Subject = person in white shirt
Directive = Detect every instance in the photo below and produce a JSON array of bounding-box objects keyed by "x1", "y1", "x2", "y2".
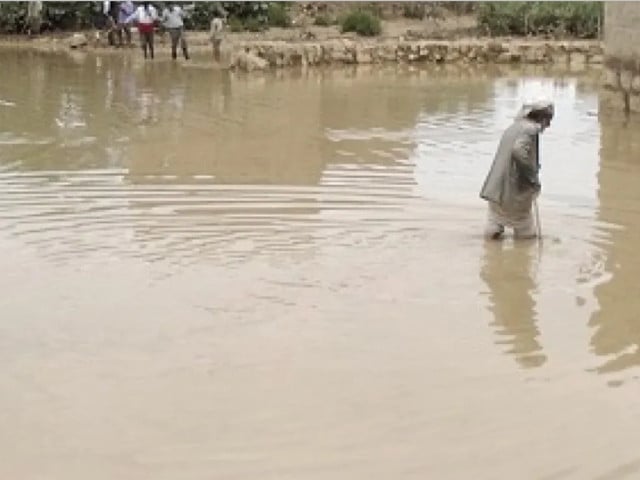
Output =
[
  {"x1": 26, "y1": 1, "x2": 43, "y2": 35},
  {"x1": 126, "y1": 2, "x2": 159, "y2": 59},
  {"x1": 117, "y1": 0, "x2": 135, "y2": 47},
  {"x1": 209, "y1": 10, "x2": 225, "y2": 62},
  {"x1": 161, "y1": 3, "x2": 190, "y2": 60}
]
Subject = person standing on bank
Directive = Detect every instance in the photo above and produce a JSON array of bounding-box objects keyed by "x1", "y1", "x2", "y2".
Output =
[
  {"x1": 117, "y1": 0, "x2": 135, "y2": 47},
  {"x1": 480, "y1": 100, "x2": 554, "y2": 240},
  {"x1": 209, "y1": 10, "x2": 225, "y2": 63},
  {"x1": 103, "y1": 1, "x2": 118, "y2": 47},
  {"x1": 161, "y1": 2, "x2": 190, "y2": 60},
  {"x1": 126, "y1": 2, "x2": 158, "y2": 60}
]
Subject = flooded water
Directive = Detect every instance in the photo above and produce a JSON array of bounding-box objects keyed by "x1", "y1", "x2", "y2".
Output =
[{"x1": 1, "y1": 49, "x2": 640, "y2": 479}]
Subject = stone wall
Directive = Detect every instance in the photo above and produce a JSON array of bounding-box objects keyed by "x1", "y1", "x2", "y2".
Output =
[
  {"x1": 601, "y1": 3, "x2": 640, "y2": 114},
  {"x1": 1, "y1": 32, "x2": 603, "y2": 74},
  {"x1": 227, "y1": 38, "x2": 602, "y2": 72}
]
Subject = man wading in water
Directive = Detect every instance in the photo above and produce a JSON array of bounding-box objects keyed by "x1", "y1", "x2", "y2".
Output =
[
  {"x1": 480, "y1": 100, "x2": 554, "y2": 240},
  {"x1": 126, "y1": 2, "x2": 158, "y2": 59}
]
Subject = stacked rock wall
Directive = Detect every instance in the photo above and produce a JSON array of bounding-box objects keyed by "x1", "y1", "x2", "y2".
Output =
[
  {"x1": 227, "y1": 39, "x2": 602, "y2": 71},
  {"x1": 601, "y1": 3, "x2": 640, "y2": 114}
]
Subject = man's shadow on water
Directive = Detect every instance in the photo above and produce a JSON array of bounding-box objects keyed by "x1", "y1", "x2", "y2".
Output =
[{"x1": 479, "y1": 240, "x2": 547, "y2": 369}]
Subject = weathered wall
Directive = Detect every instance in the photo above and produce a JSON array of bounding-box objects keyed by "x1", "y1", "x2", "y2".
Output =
[
  {"x1": 601, "y1": 2, "x2": 640, "y2": 114},
  {"x1": 227, "y1": 39, "x2": 602, "y2": 71}
]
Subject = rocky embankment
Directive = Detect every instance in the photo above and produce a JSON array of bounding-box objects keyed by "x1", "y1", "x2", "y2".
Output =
[
  {"x1": 228, "y1": 38, "x2": 603, "y2": 71},
  {"x1": 0, "y1": 30, "x2": 603, "y2": 73}
]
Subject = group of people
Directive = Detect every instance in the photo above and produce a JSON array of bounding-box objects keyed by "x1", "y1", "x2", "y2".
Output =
[
  {"x1": 103, "y1": 2, "x2": 551, "y2": 241},
  {"x1": 102, "y1": 1, "x2": 226, "y2": 62},
  {"x1": 102, "y1": 1, "x2": 135, "y2": 48}
]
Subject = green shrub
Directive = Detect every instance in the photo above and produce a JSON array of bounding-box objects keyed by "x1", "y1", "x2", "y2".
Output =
[
  {"x1": 227, "y1": 16, "x2": 244, "y2": 32},
  {"x1": 0, "y1": 1, "x2": 279, "y2": 33},
  {"x1": 187, "y1": 3, "x2": 221, "y2": 30},
  {"x1": 0, "y1": 2, "x2": 27, "y2": 33},
  {"x1": 403, "y1": 4, "x2": 426, "y2": 20},
  {"x1": 226, "y1": 15, "x2": 266, "y2": 33},
  {"x1": 339, "y1": 9, "x2": 381, "y2": 37},
  {"x1": 477, "y1": 1, "x2": 603, "y2": 38},
  {"x1": 227, "y1": 8, "x2": 266, "y2": 33},
  {"x1": 444, "y1": 2, "x2": 476, "y2": 15},
  {"x1": 267, "y1": 2, "x2": 291, "y2": 28},
  {"x1": 0, "y1": 1, "x2": 98, "y2": 33},
  {"x1": 191, "y1": 2, "x2": 269, "y2": 30},
  {"x1": 313, "y1": 14, "x2": 334, "y2": 26},
  {"x1": 243, "y1": 16, "x2": 265, "y2": 32}
]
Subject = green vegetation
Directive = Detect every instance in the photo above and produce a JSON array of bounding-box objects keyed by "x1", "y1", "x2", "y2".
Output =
[
  {"x1": 267, "y1": 3, "x2": 291, "y2": 28},
  {"x1": 0, "y1": 2, "x2": 27, "y2": 33},
  {"x1": 0, "y1": 1, "x2": 280, "y2": 34},
  {"x1": 443, "y1": 2, "x2": 476, "y2": 15},
  {"x1": 477, "y1": 2, "x2": 603, "y2": 38},
  {"x1": 402, "y1": 4, "x2": 426, "y2": 20},
  {"x1": 242, "y1": 16, "x2": 265, "y2": 32},
  {"x1": 313, "y1": 13, "x2": 334, "y2": 27},
  {"x1": 339, "y1": 9, "x2": 381, "y2": 37},
  {"x1": 195, "y1": 2, "x2": 270, "y2": 32},
  {"x1": 226, "y1": 16, "x2": 243, "y2": 33},
  {"x1": 0, "y1": 1, "x2": 97, "y2": 33},
  {"x1": 0, "y1": 1, "x2": 604, "y2": 39},
  {"x1": 183, "y1": 2, "x2": 222, "y2": 30}
]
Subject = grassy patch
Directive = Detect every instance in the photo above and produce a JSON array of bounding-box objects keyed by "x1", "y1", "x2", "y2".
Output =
[
  {"x1": 477, "y1": 1, "x2": 603, "y2": 38},
  {"x1": 313, "y1": 14, "x2": 334, "y2": 27},
  {"x1": 267, "y1": 3, "x2": 291, "y2": 28},
  {"x1": 339, "y1": 9, "x2": 381, "y2": 37},
  {"x1": 402, "y1": 4, "x2": 426, "y2": 20}
]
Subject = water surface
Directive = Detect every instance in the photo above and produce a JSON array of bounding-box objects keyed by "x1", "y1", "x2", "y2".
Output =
[{"x1": 1, "y1": 49, "x2": 640, "y2": 480}]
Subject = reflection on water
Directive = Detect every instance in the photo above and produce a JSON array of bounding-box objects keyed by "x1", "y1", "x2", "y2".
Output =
[
  {"x1": 590, "y1": 116, "x2": 640, "y2": 374},
  {"x1": 480, "y1": 241, "x2": 546, "y2": 369},
  {"x1": 1, "y1": 48, "x2": 640, "y2": 479}
]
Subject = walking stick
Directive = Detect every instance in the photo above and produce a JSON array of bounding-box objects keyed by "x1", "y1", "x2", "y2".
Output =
[
  {"x1": 534, "y1": 198, "x2": 542, "y2": 240},
  {"x1": 534, "y1": 132, "x2": 543, "y2": 241}
]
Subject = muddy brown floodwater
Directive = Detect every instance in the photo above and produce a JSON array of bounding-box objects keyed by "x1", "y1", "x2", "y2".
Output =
[{"x1": 1, "y1": 49, "x2": 640, "y2": 480}]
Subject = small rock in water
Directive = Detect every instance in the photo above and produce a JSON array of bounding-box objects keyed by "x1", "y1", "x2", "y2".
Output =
[
  {"x1": 67, "y1": 33, "x2": 88, "y2": 49},
  {"x1": 232, "y1": 51, "x2": 268, "y2": 72}
]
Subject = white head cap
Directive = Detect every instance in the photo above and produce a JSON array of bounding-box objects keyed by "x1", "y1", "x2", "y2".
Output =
[{"x1": 516, "y1": 99, "x2": 555, "y2": 120}]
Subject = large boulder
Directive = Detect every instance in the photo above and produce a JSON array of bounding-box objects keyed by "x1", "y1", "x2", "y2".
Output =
[{"x1": 232, "y1": 50, "x2": 269, "y2": 72}]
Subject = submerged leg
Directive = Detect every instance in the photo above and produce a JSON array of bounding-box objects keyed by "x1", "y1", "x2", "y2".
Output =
[
  {"x1": 514, "y1": 213, "x2": 537, "y2": 240},
  {"x1": 484, "y1": 204, "x2": 505, "y2": 240},
  {"x1": 485, "y1": 223, "x2": 505, "y2": 240},
  {"x1": 140, "y1": 32, "x2": 148, "y2": 58},
  {"x1": 148, "y1": 31, "x2": 154, "y2": 59},
  {"x1": 169, "y1": 28, "x2": 179, "y2": 59},
  {"x1": 181, "y1": 31, "x2": 189, "y2": 60}
]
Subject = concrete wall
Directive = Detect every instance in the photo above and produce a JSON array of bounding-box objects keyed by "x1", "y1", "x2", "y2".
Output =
[{"x1": 602, "y1": 2, "x2": 640, "y2": 114}]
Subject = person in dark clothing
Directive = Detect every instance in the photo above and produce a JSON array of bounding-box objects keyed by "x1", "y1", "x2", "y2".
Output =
[
  {"x1": 104, "y1": 1, "x2": 119, "y2": 47},
  {"x1": 117, "y1": 0, "x2": 135, "y2": 47}
]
